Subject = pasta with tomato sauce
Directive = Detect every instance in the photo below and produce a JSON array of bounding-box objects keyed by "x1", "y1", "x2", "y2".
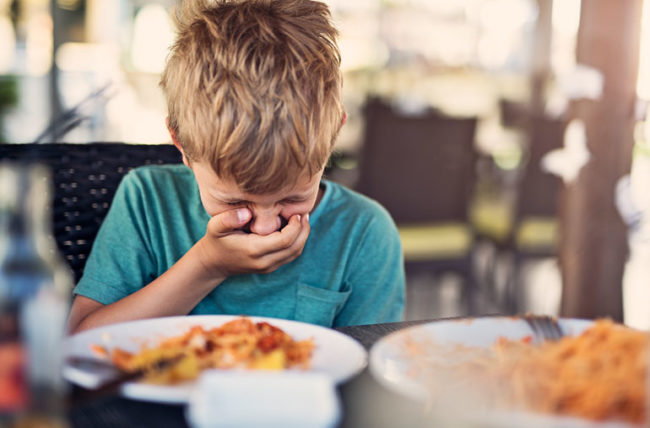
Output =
[{"x1": 93, "y1": 317, "x2": 315, "y2": 384}]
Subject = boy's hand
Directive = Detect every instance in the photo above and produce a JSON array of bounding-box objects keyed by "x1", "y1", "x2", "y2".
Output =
[{"x1": 194, "y1": 208, "x2": 310, "y2": 279}]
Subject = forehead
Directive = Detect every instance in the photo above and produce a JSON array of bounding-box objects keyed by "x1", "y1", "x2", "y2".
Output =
[{"x1": 192, "y1": 161, "x2": 320, "y2": 200}]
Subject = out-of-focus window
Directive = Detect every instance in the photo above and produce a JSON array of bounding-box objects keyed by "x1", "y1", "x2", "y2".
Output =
[
  {"x1": 1, "y1": 0, "x2": 636, "y2": 149},
  {"x1": 1, "y1": 0, "x2": 176, "y2": 144},
  {"x1": 329, "y1": 0, "x2": 541, "y2": 153}
]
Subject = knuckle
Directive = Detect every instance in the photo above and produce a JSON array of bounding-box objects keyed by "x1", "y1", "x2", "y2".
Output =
[
  {"x1": 289, "y1": 245, "x2": 302, "y2": 258},
  {"x1": 243, "y1": 242, "x2": 259, "y2": 258},
  {"x1": 206, "y1": 221, "x2": 219, "y2": 236},
  {"x1": 252, "y1": 258, "x2": 270, "y2": 272},
  {"x1": 275, "y1": 234, "x2": 289, "y2": 248}
]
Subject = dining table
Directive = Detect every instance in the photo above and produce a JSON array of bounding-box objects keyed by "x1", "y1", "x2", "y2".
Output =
[{"x1": 66, "y1": 319, "x2": 441, "y2": 428}]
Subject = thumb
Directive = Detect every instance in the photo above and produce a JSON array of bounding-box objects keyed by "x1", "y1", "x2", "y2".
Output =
[{"x1": 208, "y1": 208, "x2": 251, "y2": 235}]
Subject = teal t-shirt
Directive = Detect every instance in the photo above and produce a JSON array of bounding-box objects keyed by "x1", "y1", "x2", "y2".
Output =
[{"x1": 73, "y1": 164, "x2": 405, "y2": 327}]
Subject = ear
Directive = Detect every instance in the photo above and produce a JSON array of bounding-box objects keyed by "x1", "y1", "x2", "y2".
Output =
[
  {"x1": 342, "y1": 111, "x2": 348, "y2": 126},
  {"x1": 166, "y1": 117, "x2": 190, "y2": 167}
]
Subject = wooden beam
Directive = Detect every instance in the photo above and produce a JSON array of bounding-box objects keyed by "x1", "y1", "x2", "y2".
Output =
[{"x1": 559, "y1": 0, "x2": 643, "y2": 321}]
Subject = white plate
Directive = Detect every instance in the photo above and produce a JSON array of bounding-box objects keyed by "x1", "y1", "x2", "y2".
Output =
[
  {"x1": 369, "y1": 316, "x2": 641, "y2": 428},
  {"x1": 63, "y1": 315, "x2": 367, "y2": 404}
]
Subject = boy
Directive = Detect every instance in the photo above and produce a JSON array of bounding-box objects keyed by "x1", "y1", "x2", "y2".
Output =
[{"x1": 67, "y1": 0, "x2": 405, "y2": 333}]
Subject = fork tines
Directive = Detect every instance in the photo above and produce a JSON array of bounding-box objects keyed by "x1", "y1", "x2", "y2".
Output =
[{"x1": 523, "y1": 314, "x2": 564, "y2": 342}]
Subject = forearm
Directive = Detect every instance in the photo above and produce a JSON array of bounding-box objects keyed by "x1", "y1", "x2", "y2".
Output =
[{"x1": 71, "y1": 245, "x2": 225, "y2": 333}]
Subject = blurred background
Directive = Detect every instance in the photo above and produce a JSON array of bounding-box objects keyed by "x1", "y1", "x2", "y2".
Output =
[{"x1": 1, "y1": 0, "x2": 649, "y2": 327}]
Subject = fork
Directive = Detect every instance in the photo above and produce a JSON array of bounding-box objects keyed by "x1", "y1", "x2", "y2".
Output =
[
  {"x1": 64, "y1": 354, "x2": 183, "y2": 396},
  {"x1": 523, "y1": 314, "x2": 564, "y2": 343}
]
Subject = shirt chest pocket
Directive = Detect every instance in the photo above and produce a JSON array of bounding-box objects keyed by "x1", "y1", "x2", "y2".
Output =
[{"x1": 294, "y1": 283, "x2": 351, "y2": 327}]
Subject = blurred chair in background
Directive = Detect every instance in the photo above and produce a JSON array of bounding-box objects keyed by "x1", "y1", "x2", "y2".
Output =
[
  {"x1": 476, "y1": 114, "x2": 567, "y2": 313},
  {"x1": 0, "y1": 143, "x2": 182, "y2": 283},
  {"x1": 505, "y1": 115, "x2": 567, "y2": 312},
  {"x1": 355, "y1": 97, "x2": 480, "y2": 313}
]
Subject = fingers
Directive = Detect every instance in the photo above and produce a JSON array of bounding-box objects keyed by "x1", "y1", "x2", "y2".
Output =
[
  {"x1": 251, "y1": 214, "x2": 310, "y2": 273},
  {"x1": 245, "y1": 213, "x2": 305, "y2": 255},
  {"x1": 202, "y1": 211, "x2": 309, "y2": 276},
  {"x1": 207, "y1": 208, "x2": 251, "y2": 236}
]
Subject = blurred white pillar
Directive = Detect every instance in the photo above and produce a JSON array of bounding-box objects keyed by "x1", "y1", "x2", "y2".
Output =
[
  {"x1": 623, "y1": 146, "x2": 650, "y2": 329},
  {"x1": 85, "y1": 0, "x2": 121, "y2": 43},
  {"x1": 0, "y1": 15, "x2": 15, "y2": 73}
]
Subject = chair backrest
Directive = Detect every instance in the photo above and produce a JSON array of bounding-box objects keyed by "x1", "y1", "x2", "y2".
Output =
[
  {"x1": 0, "y1": 143, "x2": 183, "y2": 282},
  {"x1": 356, "y1": 98, "x2": 478, "y2": 225},
  {"x1": 516, "y1": 116, "x2": 566, "y2": 220}
]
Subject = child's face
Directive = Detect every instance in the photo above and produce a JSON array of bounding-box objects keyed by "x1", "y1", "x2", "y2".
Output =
[{"x1": 190, "y1": 160, "x2": 323, "y2": 236}]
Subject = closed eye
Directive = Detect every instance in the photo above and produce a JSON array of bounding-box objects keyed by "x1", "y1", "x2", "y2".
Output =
[{"x1": 281, "y1": 198, "x2": 306, "y2": 205}]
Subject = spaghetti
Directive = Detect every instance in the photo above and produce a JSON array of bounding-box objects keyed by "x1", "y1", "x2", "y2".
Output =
[{"x1": 402, "y1": 319, "x2": 648, "y2": 424}]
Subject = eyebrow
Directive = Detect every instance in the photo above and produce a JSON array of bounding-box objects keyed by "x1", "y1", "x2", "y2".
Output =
[{"x1": 222, "y1": 198, "x2": 246, "y2": 204}]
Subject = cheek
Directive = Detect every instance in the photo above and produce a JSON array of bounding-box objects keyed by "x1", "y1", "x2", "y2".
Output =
[
  {"x1": 199, "y1": 195, "x2": 226, "y2": 218},
  {"x1": 280, "y1": 201, "x2": 316, "y2": 219}
]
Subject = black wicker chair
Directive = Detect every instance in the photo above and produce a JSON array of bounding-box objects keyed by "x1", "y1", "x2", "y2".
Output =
[
  {"x1": 503, "y1": 116, "x2": 567, "y2": 312},
  {"x1": 0, "y1": 143, "x2": 183, "y2": 283},
  {"x1": 356, "y1": 98, "x2": 479, "y2": 312},
  {"x1": 475, "y1": 114, "x2": 567, "y2": 313}
]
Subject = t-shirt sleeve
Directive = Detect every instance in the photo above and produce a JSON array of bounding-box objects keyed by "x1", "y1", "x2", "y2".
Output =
[
  {"x1": 72, "y1": 170, "x2": 158, "y2": 304},
  {"x1": 334, "y1": 206, "x2": 406, "y2": 326}
]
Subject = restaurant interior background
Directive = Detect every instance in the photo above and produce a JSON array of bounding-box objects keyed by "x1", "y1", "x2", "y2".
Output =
[{"x1": 1, "y1": 0, "x2": 649, "y2": 327}]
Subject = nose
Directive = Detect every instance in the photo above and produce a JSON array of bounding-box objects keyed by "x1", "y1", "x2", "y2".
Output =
[{"x1": 249, "y1": 211, "x2": 282, "y2": 235}]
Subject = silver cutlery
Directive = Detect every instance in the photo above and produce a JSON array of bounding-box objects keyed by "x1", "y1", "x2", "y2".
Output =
[{"x1": 523, "y1": 314, "x2": 564, "y2": 343}]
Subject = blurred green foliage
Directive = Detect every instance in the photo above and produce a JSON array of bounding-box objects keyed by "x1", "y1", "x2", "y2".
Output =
[{"x1": 0, "y1": 75, "x2": 18, "y2": 143}]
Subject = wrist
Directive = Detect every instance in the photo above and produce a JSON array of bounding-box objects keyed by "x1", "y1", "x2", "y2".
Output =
[{"x1": 191, "y1": 237, "x2": 228, "y2": 284}]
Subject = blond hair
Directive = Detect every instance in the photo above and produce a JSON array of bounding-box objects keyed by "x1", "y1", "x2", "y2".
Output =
[{"x1": 160, "y1": 0, "x2": 344, "y2": 193}]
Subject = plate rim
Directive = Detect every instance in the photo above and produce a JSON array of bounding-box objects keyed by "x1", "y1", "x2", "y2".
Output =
[
  {"x1": 370, "y1": 316, "x2": 595, "y2": 352},
  {"x1": 368, "y1": 316, "x2": 606, "y2": 422},
  {"x1": 63, "y1": 314, "x2": 368, "y2": 403}
]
